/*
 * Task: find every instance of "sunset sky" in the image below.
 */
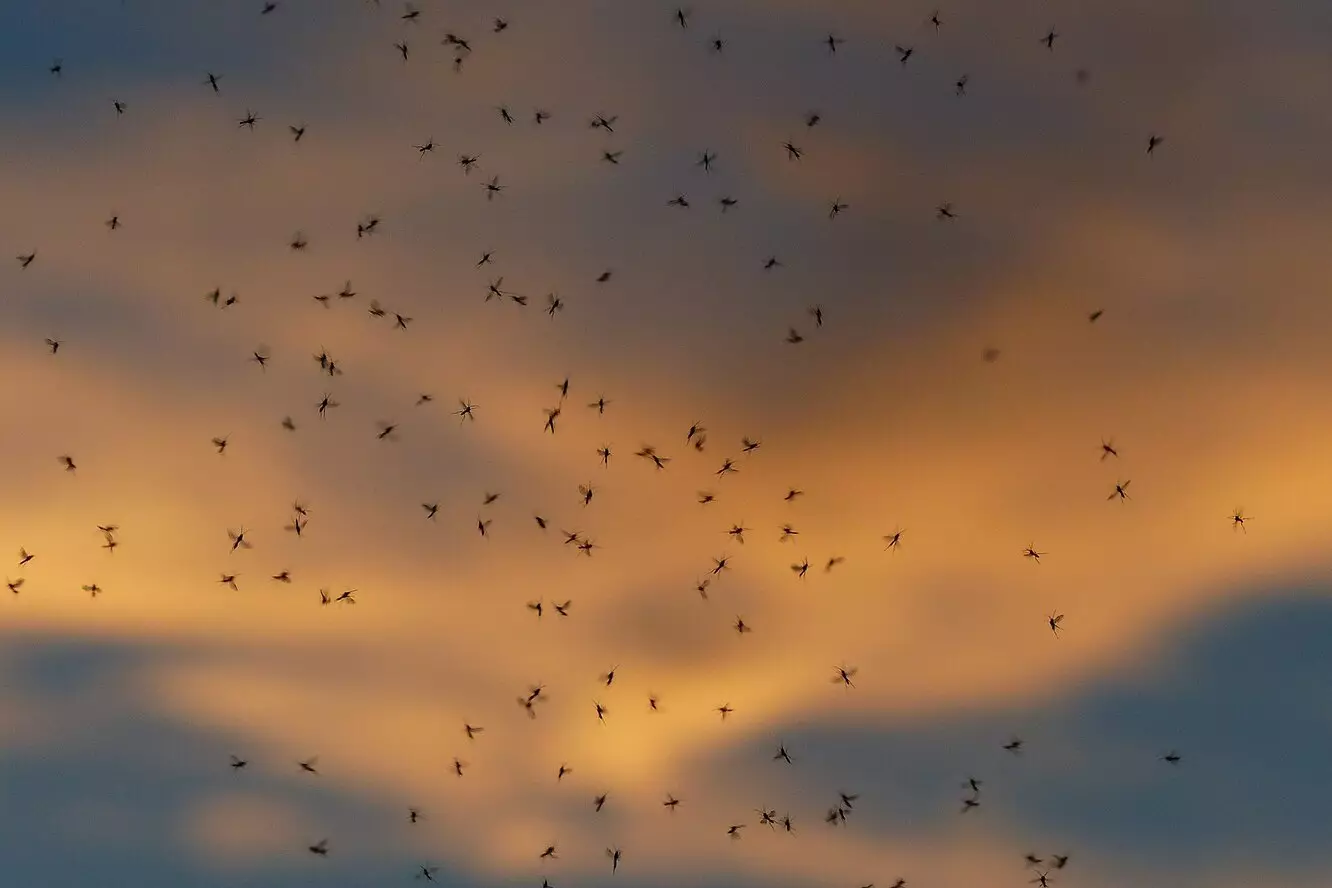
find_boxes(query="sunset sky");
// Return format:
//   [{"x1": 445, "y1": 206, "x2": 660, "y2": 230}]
[{"x1": 2, "y1": 1, "x2": 1331, "y2": 886}]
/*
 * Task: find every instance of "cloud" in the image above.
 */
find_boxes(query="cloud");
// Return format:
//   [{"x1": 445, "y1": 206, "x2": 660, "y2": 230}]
[{"x1": 2, "y1": 0, "x2": 1331, "y2": 886}]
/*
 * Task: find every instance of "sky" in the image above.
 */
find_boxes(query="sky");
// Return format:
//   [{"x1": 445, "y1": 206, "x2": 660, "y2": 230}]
[{"x1": 1, "y1": 0, "x2": 1331, "y2": 886}]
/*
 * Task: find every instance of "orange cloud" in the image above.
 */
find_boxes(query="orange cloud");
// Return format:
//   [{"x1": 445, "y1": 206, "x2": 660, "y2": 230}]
[{"x1": 2, "y1": 2, "x2": 1332, "y2": 887}]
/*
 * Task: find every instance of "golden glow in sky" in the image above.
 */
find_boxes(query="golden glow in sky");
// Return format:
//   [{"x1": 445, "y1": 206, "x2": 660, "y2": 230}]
[{"x1": 1, "y1": 2, "x2": 1331, "y2": 887}]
